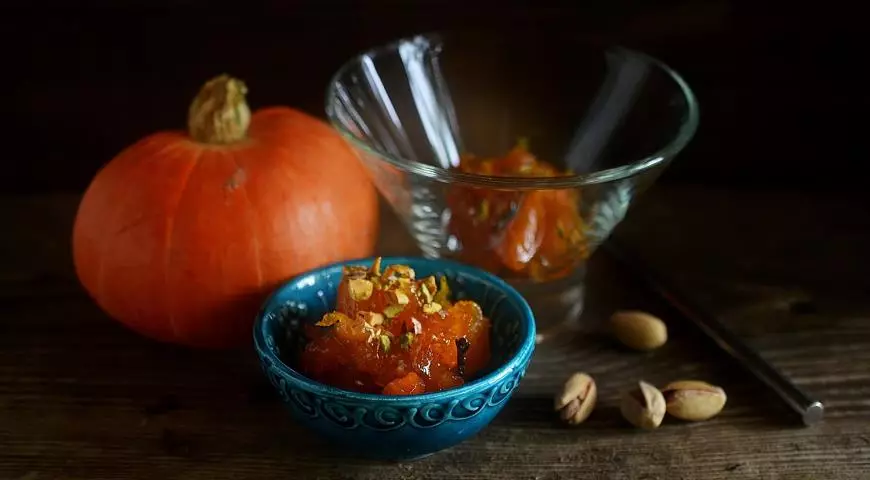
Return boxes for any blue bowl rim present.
[253,256,536,404]
[323,31,699,190]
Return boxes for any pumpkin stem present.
[187,74,251,144]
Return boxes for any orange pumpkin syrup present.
[299,258,492,395]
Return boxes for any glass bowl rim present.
[252,255,537,404]
[324,32,699,190]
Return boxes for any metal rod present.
[603,240,824,426]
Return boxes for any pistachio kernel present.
[420,283,434,304]
[400,332,415,351]
[384,264,415,280]
[383,304,405,319]
[410,317,423,334]
[358,311,384,327]
[422,302,443,314]
[389,290,410,305]
[348,278,374,301]
[370,257,383,277]
[433,276,451,305]
[379,334,391,354]
[343,265,368,280]
[420,276,437,299]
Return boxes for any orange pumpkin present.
[72,74,379,348]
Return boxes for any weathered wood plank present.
[1,187,869,479]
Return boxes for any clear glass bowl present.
[325,32,698,342]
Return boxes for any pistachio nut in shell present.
[662,380,727,421]
[609,311,668,351]
[554,372,597,426]
[620,381,666,429]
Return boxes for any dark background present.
[2,1,863,194]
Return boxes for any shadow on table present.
[6,266,812,480]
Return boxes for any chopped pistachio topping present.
[379,334,391,354]
[384,304,405,319]
[348,278,374,301]
[400,332,415,351]
[343,265,368,280]
[433,276,451,305]
[358,311,384,327]
[411,317,423,335]
[420,276,437,301]
[422,302,442,314]
[420,283,434,304]
[390,290,410,305]
[362,322,377,343]
[370,257,383,277]
[384,264,415,281]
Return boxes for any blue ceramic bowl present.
[253,256,536,460]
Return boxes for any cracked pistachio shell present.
[554,373,597,426]
[620,381,666,429]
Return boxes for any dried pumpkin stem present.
[187,74,251,144]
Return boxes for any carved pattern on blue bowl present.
[259,355,528,431]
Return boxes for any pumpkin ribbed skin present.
[73,106,378,348]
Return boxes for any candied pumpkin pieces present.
[299,259,492,395]
[447,140,590,281]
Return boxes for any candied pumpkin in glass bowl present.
[253,256,535,460]
[325,32,699,340]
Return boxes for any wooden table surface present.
[2,186,869,479]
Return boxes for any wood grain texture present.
[1,187,869,479]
